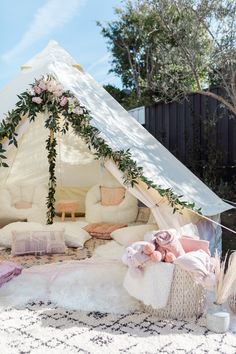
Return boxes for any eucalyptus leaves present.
[0,75,200,224]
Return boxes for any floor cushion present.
[111,224,158,247]
[84,223,127,240]
[85,184,138,224]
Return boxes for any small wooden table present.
[56,200,79,222]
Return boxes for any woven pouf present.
[144,265,205,319]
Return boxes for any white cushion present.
[85,184,138,224]
[111,223,158,247]
[0,188,11,206]
[32,184,48,207]
[0,222,44,247]
[64,229,91,248]
[6,184,35,204]
[48,222,91,248]
[0,184,48,224]
[0,221,91,249]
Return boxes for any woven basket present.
[144,265,205,319]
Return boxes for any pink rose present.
[38,80,47,91]
[33,85,42,95]
[32,96,43,104]
[60,96,68,106]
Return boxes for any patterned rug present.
[0,302,236,354]
[0,238,108,268]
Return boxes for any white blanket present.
[123,262,175,309]
[0,258,141,314]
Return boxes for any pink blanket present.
[0,261,23,286]
[154,229,185,257]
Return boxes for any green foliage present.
[99,0,236,116]
[98,0,210,106]
[104,84,151,110]
[0,75,201,224]
[46,133,57,224]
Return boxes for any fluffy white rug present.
[0,259,141,314]
[94,240,125,260]
[0,302,236,354]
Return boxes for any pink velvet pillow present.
[14,201,32,209]
[11,230,66,256]
[100,186,125,206]
[179,237,210,255]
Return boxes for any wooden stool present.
[56,200,79,222]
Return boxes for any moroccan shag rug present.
[0,302,236,354]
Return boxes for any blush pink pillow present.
[100,186,125,206]
[11,230,66,256]
[179,237,210,255]
[14,201,32,209]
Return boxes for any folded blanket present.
[174,250,215,289]
[84,223,127,240]
[0,261,23,286]
[179,237,210,255]
[154,229,185,257]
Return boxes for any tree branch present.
[197,90,236,116]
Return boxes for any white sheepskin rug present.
[94,240,125,260]
[0,258,141,314]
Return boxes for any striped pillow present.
[11,230,66,256]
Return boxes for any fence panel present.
[145,90,236,179]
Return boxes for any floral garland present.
[0,75,201,224]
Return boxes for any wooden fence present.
[145,88,236,180]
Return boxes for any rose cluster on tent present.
[0,41,234,322]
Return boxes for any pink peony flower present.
[47,80,58,93]
[60,96,68,106]
[38,80,47,91]
[32,96,43,104]
[33,85,42,95]
[53,89,63,97]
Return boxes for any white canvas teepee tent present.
[0,41,232,238]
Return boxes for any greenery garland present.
[0,75,201,224]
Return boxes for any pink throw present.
[174,250,215,289]
[0,261,23,286]
[154,229,185,257]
